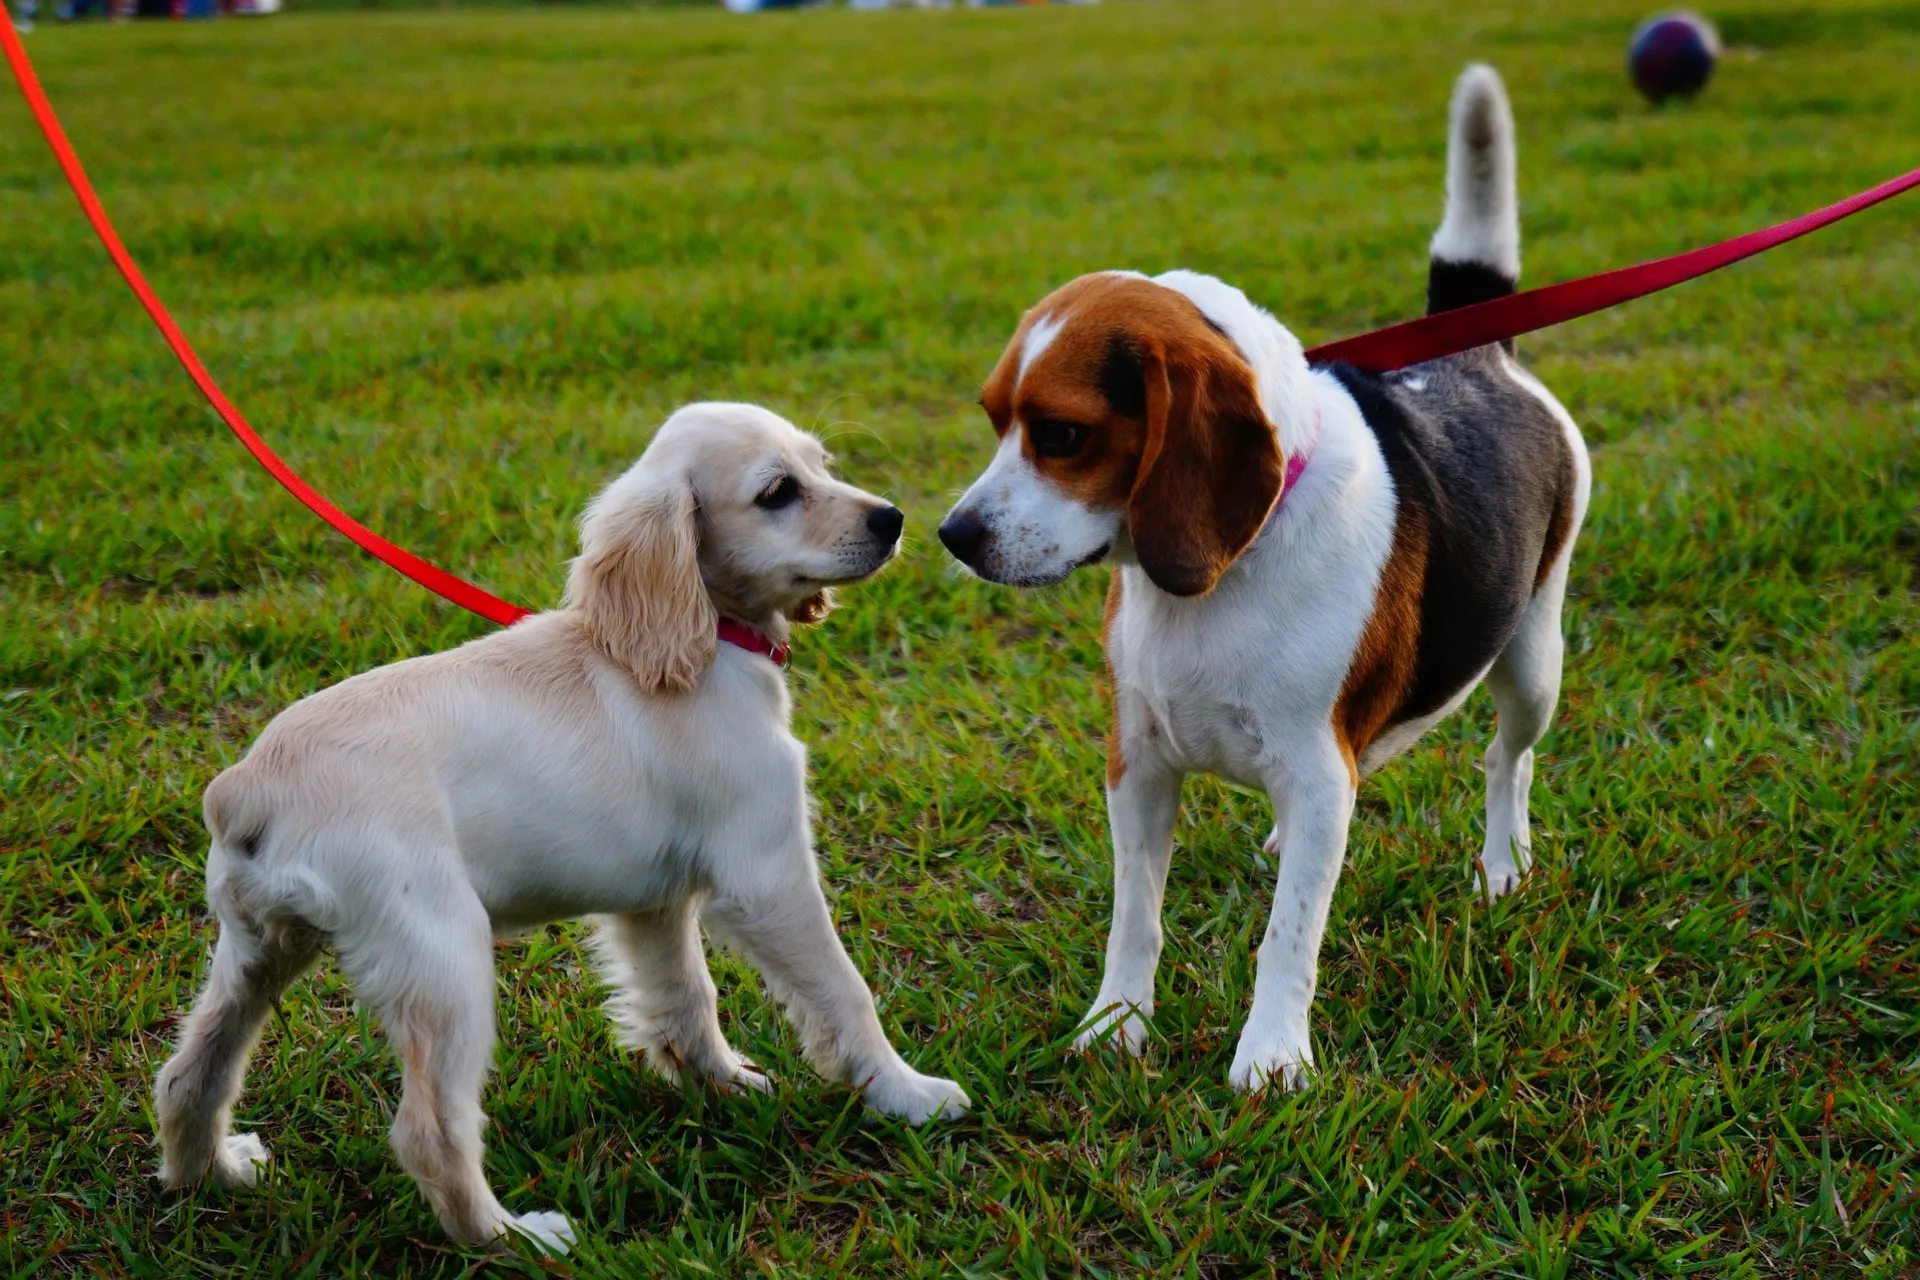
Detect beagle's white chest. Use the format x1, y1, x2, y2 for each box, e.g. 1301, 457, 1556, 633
1109, 572, 1299, 790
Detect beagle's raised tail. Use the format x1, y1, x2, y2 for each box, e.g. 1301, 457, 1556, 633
1427, 63, 1520, 323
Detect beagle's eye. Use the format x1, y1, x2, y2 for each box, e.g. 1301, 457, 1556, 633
1027, 418, 1089, 459
755, 476, 801, 509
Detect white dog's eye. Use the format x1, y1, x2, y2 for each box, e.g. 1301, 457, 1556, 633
755, 476, 801, 509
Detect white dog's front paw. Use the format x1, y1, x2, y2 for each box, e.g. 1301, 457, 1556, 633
212, 1133, 270, 1188
504, 1210, 576, 1256
1228, 1032, 1313, 1094
1071, 996, 1150, 1057
862, 1067, 970, 1124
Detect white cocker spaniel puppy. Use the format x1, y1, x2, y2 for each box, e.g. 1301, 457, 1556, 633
154, 402, 968, 1253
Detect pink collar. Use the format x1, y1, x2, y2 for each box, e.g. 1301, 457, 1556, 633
1282, 442, 1312, 493
1261, 412, 1319, 534
716, 618, 789, 669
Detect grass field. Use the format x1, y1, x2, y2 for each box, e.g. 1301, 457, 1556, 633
3, 0, 1918, 1274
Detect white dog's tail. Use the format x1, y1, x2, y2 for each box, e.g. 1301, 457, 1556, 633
204, 766, 275, 865
1427, 63, 1520, 327
201, 764, 334, 940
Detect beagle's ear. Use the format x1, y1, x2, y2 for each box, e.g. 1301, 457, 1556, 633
566, 473, 717, 694
1126, 336, 1287, 597
788, 589, 835, 626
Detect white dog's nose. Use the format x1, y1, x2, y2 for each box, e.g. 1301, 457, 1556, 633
867, 505, 905, 547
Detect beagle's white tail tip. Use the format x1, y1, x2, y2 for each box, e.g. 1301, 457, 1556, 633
1429, 63, 1520, 288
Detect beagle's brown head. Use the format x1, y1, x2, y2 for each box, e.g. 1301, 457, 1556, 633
938, 271, 1289, 597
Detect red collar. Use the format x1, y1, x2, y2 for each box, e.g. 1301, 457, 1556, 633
716, 618, 790, 669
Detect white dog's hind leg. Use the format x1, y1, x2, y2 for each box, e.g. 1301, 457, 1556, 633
155, 914, 319, 1190
705, 873, 969, 1125
1075, 758, 1182, 1057
1479, 556, 1569, 899
339, 887, 574, 1254
1229, 746, 1356, 1093
593, 901, 769, 1093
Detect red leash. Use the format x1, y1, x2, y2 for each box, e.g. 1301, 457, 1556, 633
4, 21, 1913, 627
1, 20, 531, 626
1305, 165, 1920, 370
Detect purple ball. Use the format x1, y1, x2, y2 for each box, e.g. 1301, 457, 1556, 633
1629, 12, 1720, 103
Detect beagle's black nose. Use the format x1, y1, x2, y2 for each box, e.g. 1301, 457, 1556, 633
937, 510, 985, 567
867, 505, 905, 546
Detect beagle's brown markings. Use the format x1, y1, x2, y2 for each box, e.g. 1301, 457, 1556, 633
982, 273, 1287, 598
1327, 348, 1578, 777
1332, 516, 1430, 785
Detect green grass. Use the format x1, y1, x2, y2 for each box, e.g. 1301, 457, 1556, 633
3, 0, 1918, 1274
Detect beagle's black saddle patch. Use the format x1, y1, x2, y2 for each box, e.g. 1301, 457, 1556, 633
1327, 349, 1577, 725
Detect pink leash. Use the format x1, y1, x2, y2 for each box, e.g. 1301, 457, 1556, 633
4, 19, 1913, 627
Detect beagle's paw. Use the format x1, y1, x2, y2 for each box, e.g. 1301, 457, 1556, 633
1477, 849, 1530, 900
1228, 1027, 1313, 1094
1478, 825, 1533, 900
1071, 996, 1151, 1058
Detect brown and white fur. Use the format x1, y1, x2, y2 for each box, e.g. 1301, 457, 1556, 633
153, 403, 968, 1253
938, 66, 1590, 1090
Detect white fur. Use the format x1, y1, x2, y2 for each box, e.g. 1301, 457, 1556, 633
1018, 311, 1067, 379
946, 423, 1122, 587
153, 403, 966, 1252
1151, 270, 1318, 462
1075, 311, 1590, 1091
1476, 356, 1592, 894
946, 269, 1319, 589
1075, 359, 1399, 1087
1051, 66, 1589, 1092
1429, 63, 1519, 276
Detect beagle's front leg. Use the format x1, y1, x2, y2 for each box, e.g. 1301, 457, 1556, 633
1230, 741, 1356, 1091
1074, 747, 1183, 1057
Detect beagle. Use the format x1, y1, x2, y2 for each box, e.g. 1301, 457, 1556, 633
938, 65, 1590, 1091
154, 404, 968, 1252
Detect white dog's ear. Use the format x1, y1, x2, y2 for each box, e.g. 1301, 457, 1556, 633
567, 474, 717, 694
788, 589, 834, 625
